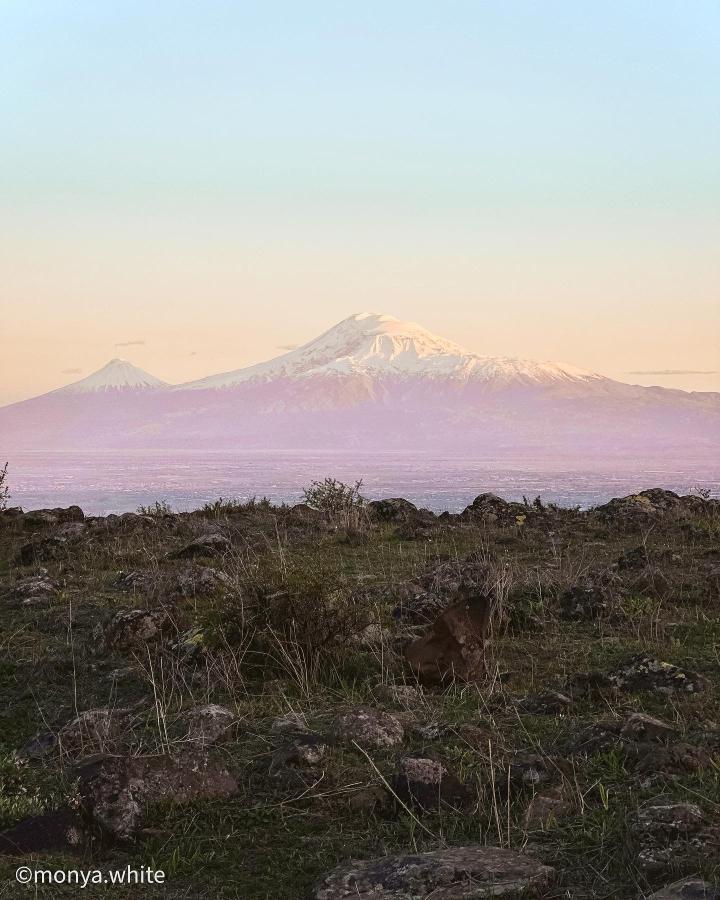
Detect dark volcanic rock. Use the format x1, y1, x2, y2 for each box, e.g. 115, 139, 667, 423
313, 845, 554, 899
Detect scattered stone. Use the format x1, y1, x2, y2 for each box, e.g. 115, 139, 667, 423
271, 711, 309, 736
55, 521, 88, 541
270, 734, 329, 773
367, 498, 419, 522
9, 570, 58, 605
649, 879, 720, 900
609, 654, 708, 694
170, 533, 231, 559
518, 691, 573, 714
333, 707, 404, 750
620, 712, 678, 743
75, 752, 238, 839
185, 704, 235, 746
637, 802, 704, 837
96, 608, 173, 652
391, 754, 471, 811
173, 565, 234, 598
560, 571, 621, 620
313, 845, 554, 899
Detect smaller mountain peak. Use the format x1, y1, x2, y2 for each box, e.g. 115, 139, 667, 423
55, 358, 169, 394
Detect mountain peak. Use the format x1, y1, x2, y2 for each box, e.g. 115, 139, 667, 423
180, 313, 600, 390
55, 359, 169, 394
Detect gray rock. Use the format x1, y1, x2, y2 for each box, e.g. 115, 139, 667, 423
271, 734, 329, 773
271, 711, 309, 736
75, 752, 237, 839
649, 880, 720, 900
96, 608, 172, 652
58, 707, 130, 757
186, 704, 235, 746
170, 533, 231, 559
610, 654, 708, 694
620, 712, 678, 742
636, 802, 704, 836
333, 707, 404, 750
313, 845, 554, 899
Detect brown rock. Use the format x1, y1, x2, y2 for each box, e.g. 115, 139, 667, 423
404, 592, 491, 684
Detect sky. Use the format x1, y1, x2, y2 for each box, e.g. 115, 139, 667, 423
1, 0, 719, 404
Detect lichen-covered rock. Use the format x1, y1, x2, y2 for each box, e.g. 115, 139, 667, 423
609, 654, 708, 694
333, 707, 404, 749
313, 845, 554, 899
8, 570, 58, 606
75, 752, 237, 839
636, 802, 705, 837
391, 754, 471, 811
270, 734, 329, 773
185, 704, 235, 746
96, 608, 173, 652
560, 570, 621, 620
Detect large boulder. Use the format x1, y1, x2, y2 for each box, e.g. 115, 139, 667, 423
313, 845, 554, 899
75, 752, 237, 839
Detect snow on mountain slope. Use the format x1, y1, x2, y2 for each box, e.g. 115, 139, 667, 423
54, 359, 168, 394
179, 313, 603, 390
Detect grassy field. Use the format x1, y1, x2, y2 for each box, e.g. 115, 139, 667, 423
1, 486, 719, 898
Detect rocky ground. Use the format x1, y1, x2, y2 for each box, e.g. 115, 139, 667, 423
1, 486, 720, 898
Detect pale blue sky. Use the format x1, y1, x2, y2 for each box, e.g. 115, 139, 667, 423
2, 1, 719, 401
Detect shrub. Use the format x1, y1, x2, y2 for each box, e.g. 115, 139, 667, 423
302, 477, 367, 530
0, 462, 9, 512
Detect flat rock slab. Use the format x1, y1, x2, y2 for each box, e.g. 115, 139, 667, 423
314, 845, 554, 899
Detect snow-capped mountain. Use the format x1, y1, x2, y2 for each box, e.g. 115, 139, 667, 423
55, 359, 168, 394
1, 313, 718, 456
181, 313, 601, 389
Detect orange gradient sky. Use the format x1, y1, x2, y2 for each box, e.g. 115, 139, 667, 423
1, 2, 718, 404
